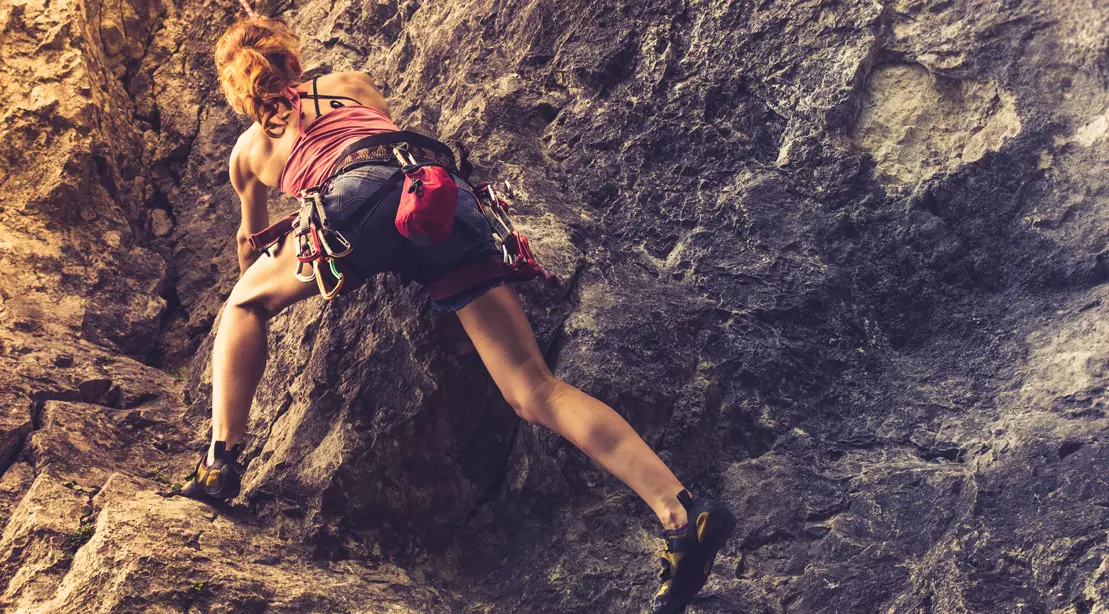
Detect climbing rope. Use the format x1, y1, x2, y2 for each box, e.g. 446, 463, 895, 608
238, 0, 257, 18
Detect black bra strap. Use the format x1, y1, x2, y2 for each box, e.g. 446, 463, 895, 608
312, 76, 322, 117
304, 76, 362, 113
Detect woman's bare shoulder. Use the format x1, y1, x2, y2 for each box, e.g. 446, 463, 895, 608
326, 71, 379, 88
321, 71, 385, 101
229, 124, 269, 176
320, 71, 389, 114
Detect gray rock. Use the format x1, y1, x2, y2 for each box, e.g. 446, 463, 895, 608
3, 0, 1109, 611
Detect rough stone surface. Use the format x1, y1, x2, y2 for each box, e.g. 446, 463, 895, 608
850, 64, 1021, 187
3, 0, 1109, 612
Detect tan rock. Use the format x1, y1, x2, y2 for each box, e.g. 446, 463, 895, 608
0, 463, 35, 530
850, 64, 1020, 187
31, 473, 440, 613
150, 208, 174, 238
27, 401, 193, 490
0, 473, 89, 612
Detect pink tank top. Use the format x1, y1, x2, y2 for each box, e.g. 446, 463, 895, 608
278, 82, 399, 196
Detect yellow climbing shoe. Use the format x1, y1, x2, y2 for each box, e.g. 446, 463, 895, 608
651, 489, 737, 614
181, 441, 244, 501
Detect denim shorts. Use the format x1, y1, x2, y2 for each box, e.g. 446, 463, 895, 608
318, 163, 504, 311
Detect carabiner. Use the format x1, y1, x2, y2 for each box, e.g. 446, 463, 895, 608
313, 258, 344, 300
296, 223, 323, 263
319, 228, 353, 258
305, 190, 328, 228
294, 260, 316, 283
483, 184, 515, 237
392, 144, 418, 169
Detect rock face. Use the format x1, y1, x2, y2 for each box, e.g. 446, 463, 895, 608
851, 64, 1021, 187
3, 0, 1109, 611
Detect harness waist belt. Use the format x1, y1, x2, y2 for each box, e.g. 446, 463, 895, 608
333, 143, 454, 177
332, 130, 457, 176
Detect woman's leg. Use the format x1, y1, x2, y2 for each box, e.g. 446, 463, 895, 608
208, 233, 320, 464
455, 285, 689, 530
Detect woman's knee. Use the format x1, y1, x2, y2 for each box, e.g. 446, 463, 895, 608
227, 281, 282, 321
505, 373, 564, 425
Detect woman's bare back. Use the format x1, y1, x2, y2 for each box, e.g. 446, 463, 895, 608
235, 72, 391, 188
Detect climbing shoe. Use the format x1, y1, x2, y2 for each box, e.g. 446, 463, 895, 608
181, 441, 244, 501
651, 489, 737, 614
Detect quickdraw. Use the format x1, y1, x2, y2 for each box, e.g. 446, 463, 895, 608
473, 181, 556, 285
291, 188, 351, 300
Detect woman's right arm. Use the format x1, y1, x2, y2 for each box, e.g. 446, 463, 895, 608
229, 136, 269, 276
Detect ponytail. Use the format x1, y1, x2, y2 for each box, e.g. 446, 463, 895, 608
215, 17, 302, 138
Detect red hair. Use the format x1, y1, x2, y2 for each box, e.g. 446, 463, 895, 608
215, 17, 302, 138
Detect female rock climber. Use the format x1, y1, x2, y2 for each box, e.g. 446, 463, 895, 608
181, 16, 735, 613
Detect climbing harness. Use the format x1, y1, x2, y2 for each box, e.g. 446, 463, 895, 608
290, 188, 352, 299
472, 181, 555, 284
247, 130, 557, 301
422, 179, 558, 302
